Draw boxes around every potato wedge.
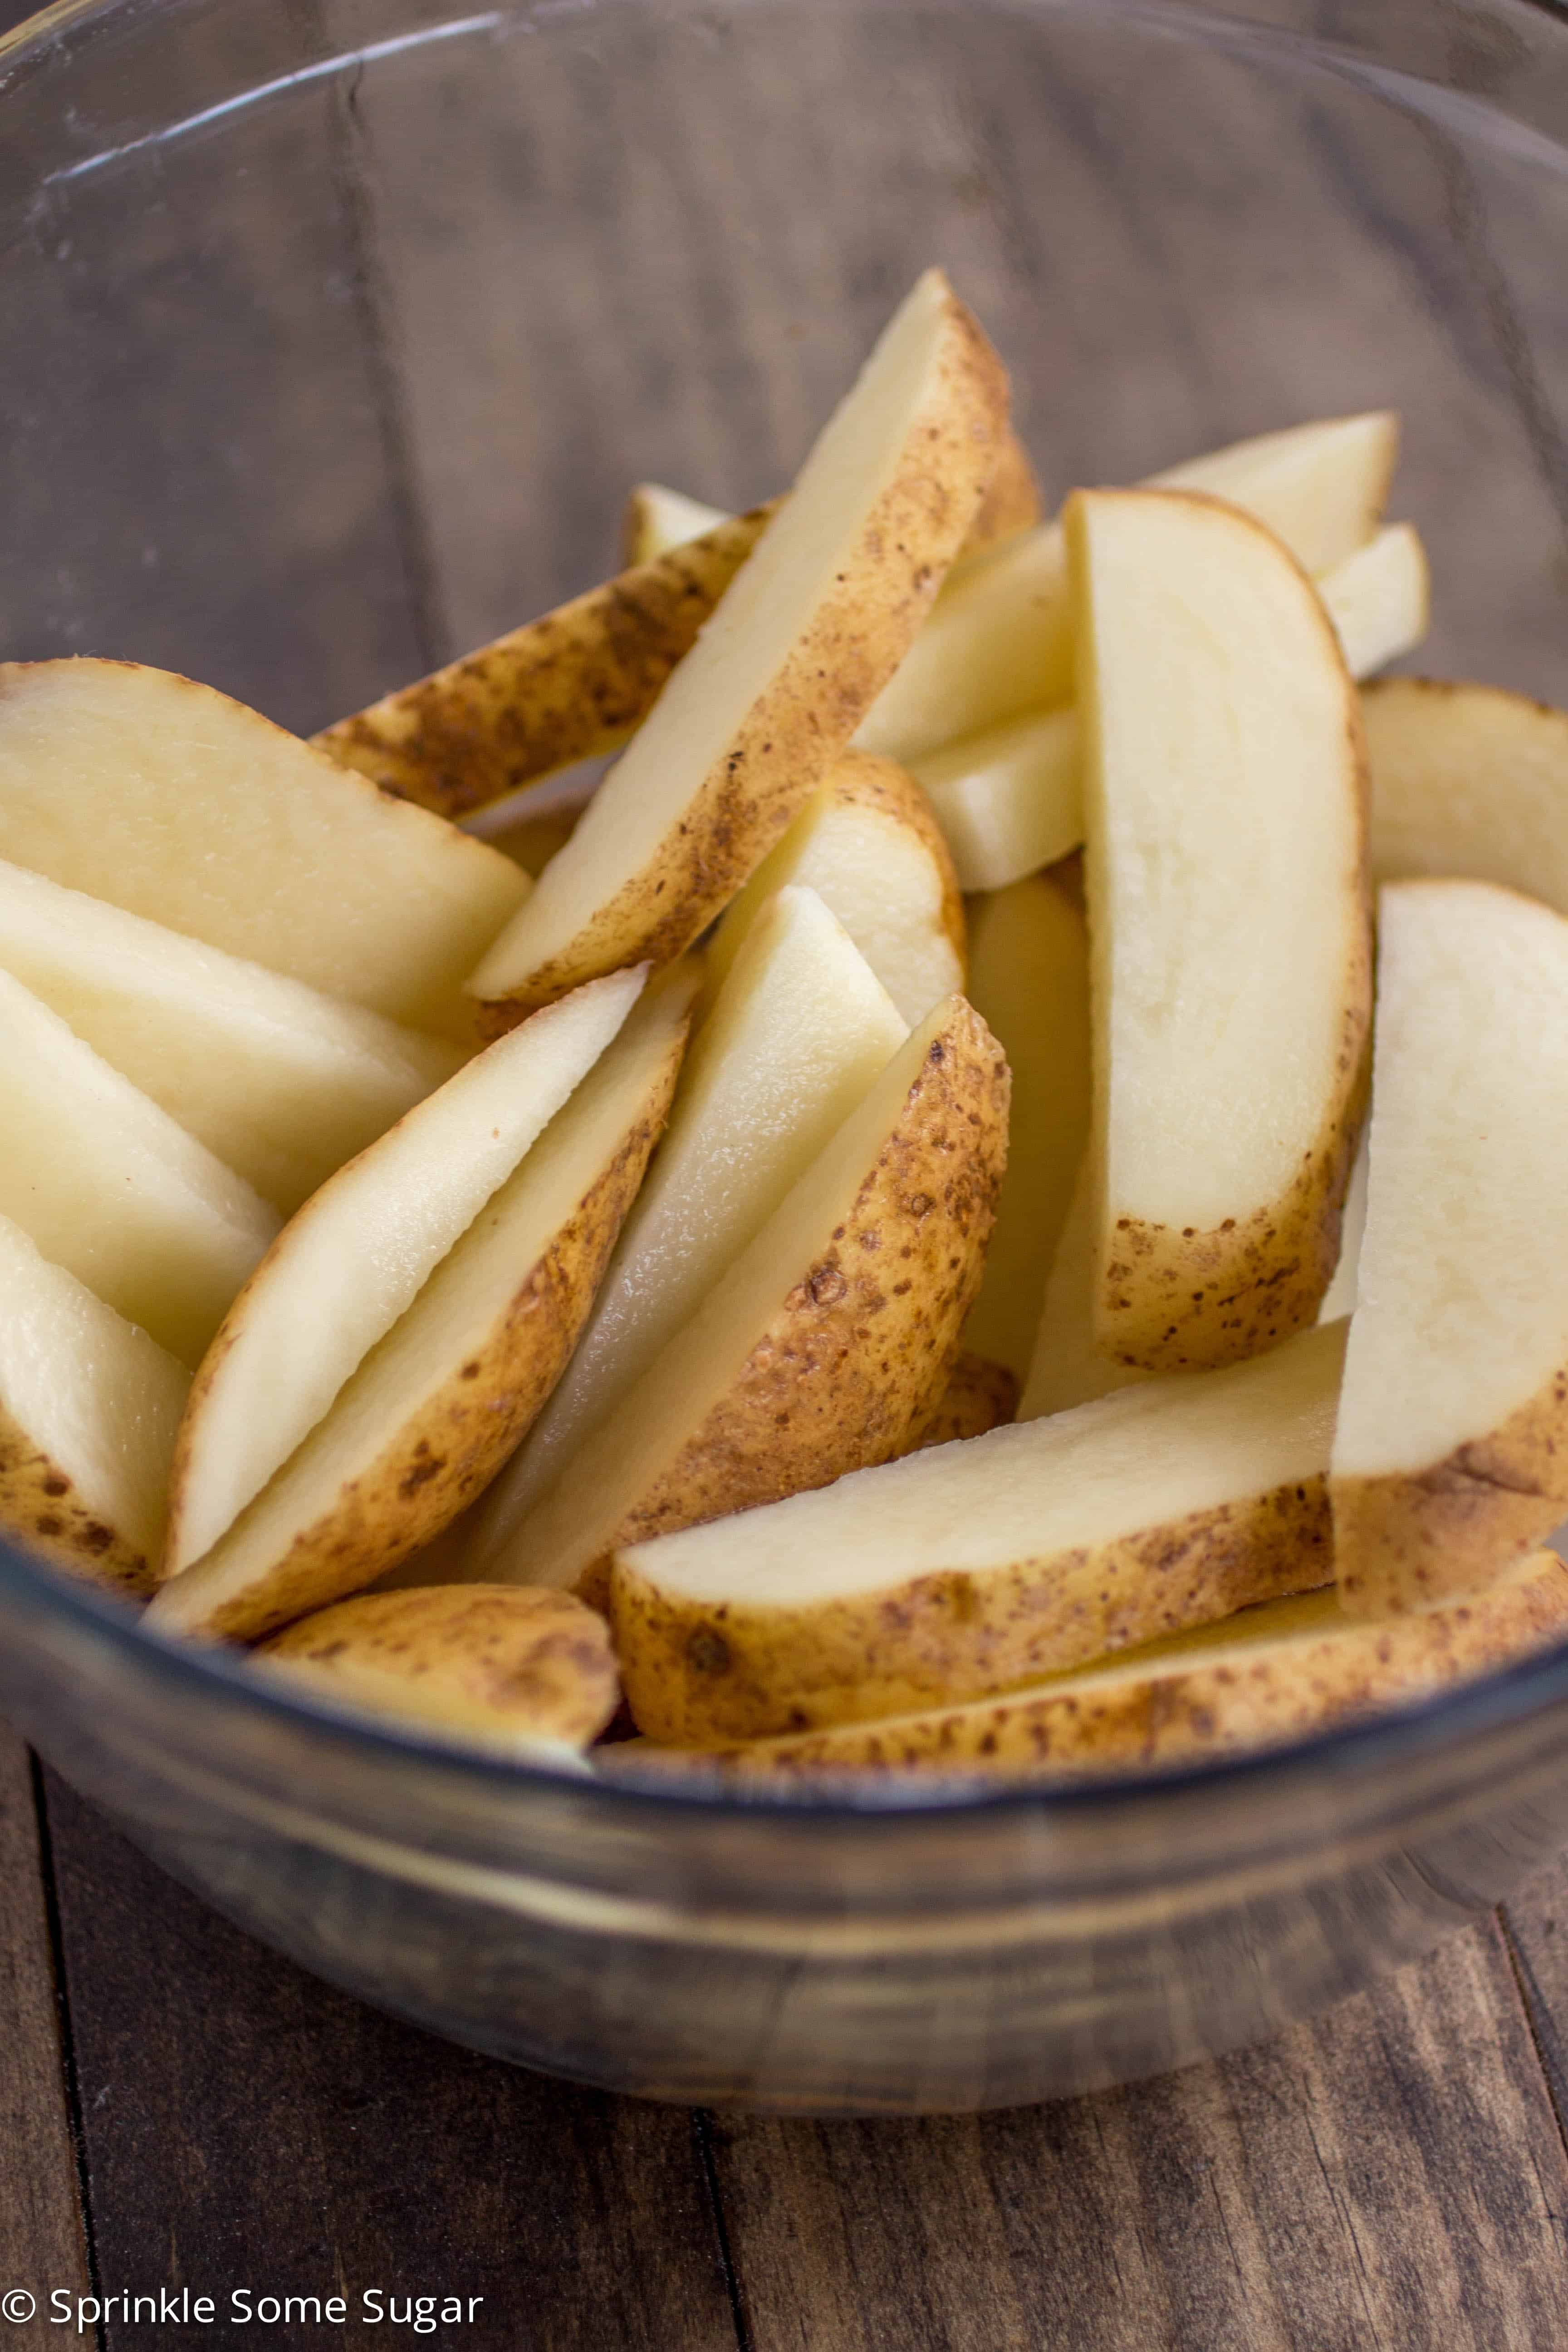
[1365,678,1568,911]
[1333,881,1568,1615]
[1318,1132,1369,1325]
[1075,489,1372,1373]
[854,411,1399,765]
[148,983,689,1640]
[489,995,1008,1609]
[0,859,460,1214]
[1019,1156,1157,1421]
[612,1319,1344,1746]
[257,1586,620,1754]
[621,428,1039,568]
[701,1551,1568,1778]
[701,750,964,1025]
[0,968,280,1367]
[464,271,1008,1020]
[960,875,1090,1379]
[165,966,652,1578]
[900,1352,1018,1452]
[0,661,526,1042]
[906,524,1424,897]
[0,1214,190,1596]
[471,884,906,1559]
[317,507,777,818]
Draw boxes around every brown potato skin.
[470,294,1011,1020]
[582,1001,1008,1612]
[177,1019,686,1643]
[706,1553,1568,1777]
[831,748,968,981]
[899,1351,1018,1454]
[0,1410,156,1597]
[260,1584,619,1748]
[312,507,778,819]
[613,1458,1329,1748]
[1335,1367,1568,1616]
[967,427,1042,548]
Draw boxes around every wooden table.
[6,0,1568,2342]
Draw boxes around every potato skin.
[470,292,1011,1019]
[313,507,777,819]
[708,1552,1568,1777]
[260,1584,619,1749]
[900,1351,1018,1454]
[1335,1365,1568,1616]
[613,1449,1328,1748]
[0,1409,155,1597]
[583,1001,1009,1612]
[174,1020,686,1643]
[968,427,1042,547]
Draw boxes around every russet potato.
[148,982,691,1642]
[488,994,1009,1610]
[899,1352,1018,1452]
[1074,488,1372,1374]
[463,270,1009,1021]
[1365,677,1568,912]
[612,1320,1346,1746]
[1333,880,1568,1614]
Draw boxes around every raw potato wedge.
[612,1319,1345,1746]
[621,427,1039,567]
[701,750,965,1025]
[701,1552,1568,1779]
[1020,1156,1157,1421]
[900,1352,1018,1453]
[1365,678,1568,912]
[1333,881,1568,1615]
[464,271,1009,1020]
[0,1213,190,1596]
[258,1586,620,1754]
[1074,488,1372,1373]
[960,875,1091,1379]
[906,526,1423,897]
[165,966,652,1578]
[148,985,690,1640]
[318,507,778,818]
[489,995,1009,1609]
[0,859,460,1213]
[1318,1132,1370,1325]
[471,885,906,1558]
[0,967,280,1367]
[853,411,1399,765]
[0,661,526,1042]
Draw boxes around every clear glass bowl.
[4,0,1568,2116]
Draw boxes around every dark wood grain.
[707,1920,1568,2352]
[39,1776,740,2352]
[0,1732,91,2324]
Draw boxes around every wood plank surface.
[0,1732,92,2324]
[707,1919,1568,2352]
[38,1775,740,2352]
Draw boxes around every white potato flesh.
[911,710,1082,896]
[166,966,648,1573]
[473,887,906,1557]
[0,1213,190,1575]
[960,876,1090,1380]
[623,484,727,564]
[1334,881,1568,1482]
[150,989,690,1634]
[1318,1132,1370,1324]
[0,858,460,1213]
[1317,523,1429,681]
[1019,1156,1157,1421]
[0,661,527,1041]
[0,969,279,1366]
[468,271,996,1004]
[1076,490,1367,1316]
[619,1320,1346,1613]
[854,411,1398,764]
[1365,679,1568,912]
[704,769,962,1026]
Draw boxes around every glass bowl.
[4,0,1568,2116]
